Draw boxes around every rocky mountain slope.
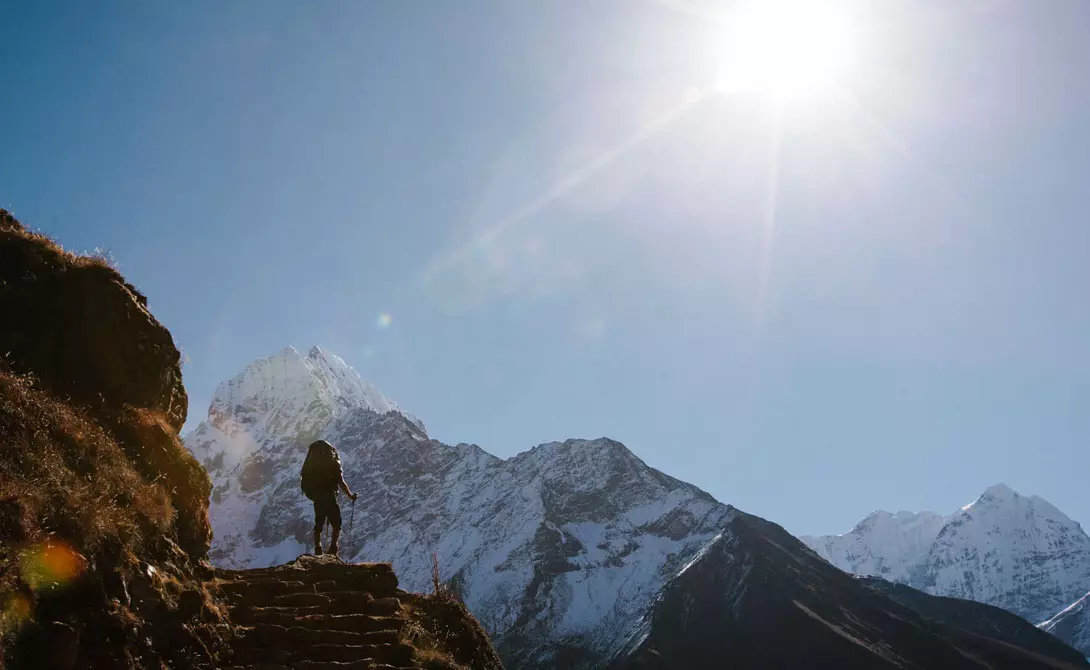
[186,346,732,669]
[611,511,1089,670]
[860,578,1089,666]
[1041,592,1090,661]
[801,484,1090,626]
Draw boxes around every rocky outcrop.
[0,210,220,668]
[0,209,187,431]
[214,555,503,670]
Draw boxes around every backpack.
[301,440,342,500]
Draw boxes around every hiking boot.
[314,545,323,556]
[328,527,341,557]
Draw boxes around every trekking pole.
[349,496,356,534]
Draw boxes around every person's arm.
[339,476,358,501]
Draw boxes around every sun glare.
[719,0,859,102]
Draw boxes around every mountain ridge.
[802,483,1090,658]
[187,345,1090,668]
[613,511,1089,670]
[186,346,733,669]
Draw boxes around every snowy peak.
[983,482,1017,499]
[187,346,423,474]
[925,484,1090,622]
[208,345,415,428]
[961,482,1026,512]
[800,509,946,582]
[803,484,1090,624]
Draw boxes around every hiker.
[300,439,358,556]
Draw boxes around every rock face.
[1040,592,1090,661]
[801,484,1090,625]
[187,347,732,669]
[0,209,187,430]
[611,511,1090,670]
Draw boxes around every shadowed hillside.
[0,210,225,668]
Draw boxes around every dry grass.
[0,370,228,667]
[399,555,504,669]
[0,372,173,575]
[401,591,506,670]
[0,208,121,276]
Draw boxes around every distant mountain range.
[186,346,1090,668]
[802,485,1090,658]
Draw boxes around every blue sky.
[2,1,1088,536]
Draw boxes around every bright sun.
[719,0,859,102]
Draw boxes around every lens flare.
[20,541,85,591]
[376,313,393,329]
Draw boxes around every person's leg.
[313,499,329,555]
[327,499,343,556]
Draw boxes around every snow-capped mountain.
[185,346,733,669]
[1040,592,1090,661]
[802,510,946,583]
[187,346,423,473]
[801,484,1090,625]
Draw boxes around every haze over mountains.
[185,346,1090,667]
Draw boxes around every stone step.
[234,624,400,649]
[231,611,408,634]
[228,642,415,667]
[229,645,291,666]
[223,588,397,609]
[222,662,416,670]
[220,578,398,602]
[229,595,396,619]
[313,578,398,597]
[216,561,396,584]
[218,580,310,601]
[270,592,329,607]
[293,662,417,670]
[358,597,400,616]
[307,643,415,665]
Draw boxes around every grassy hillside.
[0,210,225,668]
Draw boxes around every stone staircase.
[214,555,420,670]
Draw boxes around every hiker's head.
[310,439,334,451]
